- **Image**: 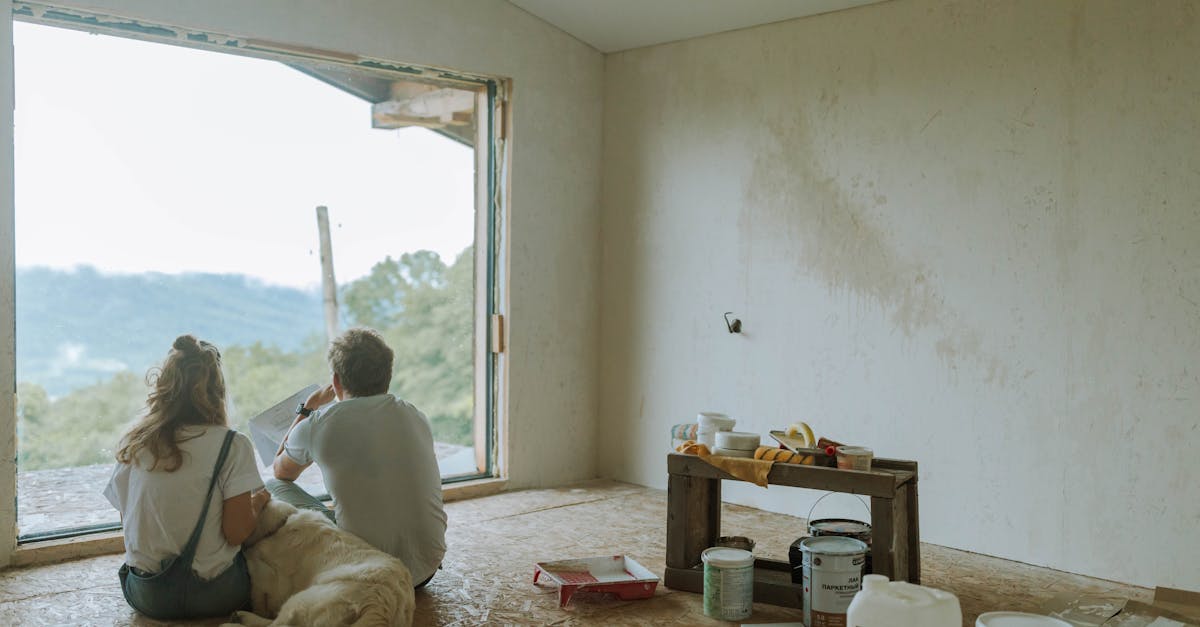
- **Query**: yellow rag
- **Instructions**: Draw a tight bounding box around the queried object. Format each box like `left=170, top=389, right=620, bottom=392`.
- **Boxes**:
left=675, top=440, right=774, bottom=487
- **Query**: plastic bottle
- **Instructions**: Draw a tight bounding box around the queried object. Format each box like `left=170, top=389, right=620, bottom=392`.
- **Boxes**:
left=846, top=574, right=961, bottom=627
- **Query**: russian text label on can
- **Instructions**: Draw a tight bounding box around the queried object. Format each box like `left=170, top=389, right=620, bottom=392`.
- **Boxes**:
left=800, top=536, right=867, bottom=627
left=701, top=547, right=754, bottom=621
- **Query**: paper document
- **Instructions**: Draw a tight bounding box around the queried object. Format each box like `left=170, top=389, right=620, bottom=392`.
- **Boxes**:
left=248, top=384, right=320, bottom=467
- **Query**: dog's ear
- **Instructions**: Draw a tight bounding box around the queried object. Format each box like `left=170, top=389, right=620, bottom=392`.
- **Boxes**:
left=244, top=499, right=298, bottom=547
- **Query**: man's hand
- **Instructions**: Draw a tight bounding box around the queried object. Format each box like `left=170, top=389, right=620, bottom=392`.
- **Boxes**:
left=302, top=384, right=337, bottom=416
left=276, top=383, right=336, bottom=458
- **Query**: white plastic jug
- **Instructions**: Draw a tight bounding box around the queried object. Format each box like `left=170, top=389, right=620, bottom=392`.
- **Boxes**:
left=846, top=574, right=961, bottom=627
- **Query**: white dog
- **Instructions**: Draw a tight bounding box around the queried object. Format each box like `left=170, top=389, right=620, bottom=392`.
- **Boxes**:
left=221, top=500, right=415, bottom=627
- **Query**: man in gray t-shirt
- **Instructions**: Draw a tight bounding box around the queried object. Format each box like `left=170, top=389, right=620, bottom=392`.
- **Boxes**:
left=267, top=327, right=447, bottom=588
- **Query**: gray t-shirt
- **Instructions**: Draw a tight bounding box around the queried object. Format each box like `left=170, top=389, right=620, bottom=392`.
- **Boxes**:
left=283, top=394, right=447, bottom=582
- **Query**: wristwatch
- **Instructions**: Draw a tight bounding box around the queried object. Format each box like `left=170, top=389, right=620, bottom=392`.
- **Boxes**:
left=295, top=403, right=314, bottom=417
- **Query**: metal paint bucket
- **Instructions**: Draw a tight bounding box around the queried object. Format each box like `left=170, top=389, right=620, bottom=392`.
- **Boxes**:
left=809, top=518, right=873, bottom=575
left=800, top=536, right=868, bottom=627
left=701, top=547, right=754, bottom=621
left=806, top=493, right=873, bottom=574
left=809, top=518, right=872, bottom=544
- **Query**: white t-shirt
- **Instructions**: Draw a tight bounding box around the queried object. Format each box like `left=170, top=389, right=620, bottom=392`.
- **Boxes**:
left=103, top=426, right=264, bottom=580
left=284, top=394, right=447, bottom=583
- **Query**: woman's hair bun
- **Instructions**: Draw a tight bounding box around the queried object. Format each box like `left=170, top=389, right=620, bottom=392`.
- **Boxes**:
left=173, top=334, right=201, bottom=354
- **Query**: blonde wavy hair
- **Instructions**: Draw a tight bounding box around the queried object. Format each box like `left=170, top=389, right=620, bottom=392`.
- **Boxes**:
left=116, top=335, right=228, bottom=471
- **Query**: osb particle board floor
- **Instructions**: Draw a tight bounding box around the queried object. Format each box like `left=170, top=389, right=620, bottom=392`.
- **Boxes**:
left=0, top=480, right=1150, bottom=626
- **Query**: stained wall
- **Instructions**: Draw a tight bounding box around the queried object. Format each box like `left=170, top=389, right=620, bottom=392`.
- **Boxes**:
left=599, top=0, right=1200, bottom=588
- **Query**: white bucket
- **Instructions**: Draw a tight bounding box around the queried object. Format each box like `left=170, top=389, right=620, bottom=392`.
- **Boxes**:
left=697, top=412, right=735, bottom=431
left=800, top=536, right=867, bottom=627
left=696, top=413, right=736, bottom=448
left=701, top=547, right=754, bottom=621
left=976, top=612, right=1072, bottom=627
left=847, top=574, right=961, bottom=627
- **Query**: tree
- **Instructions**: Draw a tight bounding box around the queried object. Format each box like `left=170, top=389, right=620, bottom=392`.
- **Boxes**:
left=17, top=372, right=144, bottom=470
left=341, top=247, right=475, bottom=445
left=14, top=245, right=478, bottom=471
left=221, top=338, right=329, bottom=431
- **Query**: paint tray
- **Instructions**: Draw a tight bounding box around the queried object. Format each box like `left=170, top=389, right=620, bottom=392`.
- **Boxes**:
left=768, top=430, right=837, bottom=467
left=533, top=555, right=659, bottom=608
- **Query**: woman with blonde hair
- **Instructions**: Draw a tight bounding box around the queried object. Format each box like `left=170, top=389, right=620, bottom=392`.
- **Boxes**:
left=103, top=335, right=270, bottom=620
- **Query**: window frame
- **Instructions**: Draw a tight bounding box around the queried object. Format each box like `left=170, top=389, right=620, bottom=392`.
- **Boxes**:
left=5, top=3, right=509, bottom=545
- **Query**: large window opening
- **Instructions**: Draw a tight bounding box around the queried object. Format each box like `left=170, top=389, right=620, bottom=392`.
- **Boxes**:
left=13, top=15, right=501, bottom=542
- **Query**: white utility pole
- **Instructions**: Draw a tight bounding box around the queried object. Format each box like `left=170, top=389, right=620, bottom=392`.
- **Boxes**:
left=316, top=205, right=339, bottom=343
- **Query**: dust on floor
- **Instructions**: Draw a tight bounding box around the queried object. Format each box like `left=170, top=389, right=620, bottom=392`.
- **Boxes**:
left=0, top=479, right=1150, bottom=626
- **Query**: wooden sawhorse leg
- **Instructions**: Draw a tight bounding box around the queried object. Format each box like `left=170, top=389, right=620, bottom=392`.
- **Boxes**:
left=665, top=473, right=721, bottom=589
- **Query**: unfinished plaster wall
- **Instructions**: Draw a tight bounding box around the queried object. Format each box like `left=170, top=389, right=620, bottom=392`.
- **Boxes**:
left=600, top=0, right=1200, bottom=588
left=0, top=0, right=603, bottom=507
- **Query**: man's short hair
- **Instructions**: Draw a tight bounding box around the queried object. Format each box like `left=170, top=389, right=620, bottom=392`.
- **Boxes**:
left=328, top=327, right=394, bottom=397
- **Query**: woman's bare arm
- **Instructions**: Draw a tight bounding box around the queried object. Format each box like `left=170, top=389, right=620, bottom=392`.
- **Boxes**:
left=222, top=489, right=271, bottom=546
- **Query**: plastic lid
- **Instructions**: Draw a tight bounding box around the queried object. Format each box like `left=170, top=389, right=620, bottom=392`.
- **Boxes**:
left=701, top=547, right=754, bottom=568
left=799, top=536, right=869, bottom=555
left=810, top=519, right=871, bottom=534
left=698, top=413, right=735, bottom=428
left=976, top=612, right=1072, bottom=627
left=862, top=574, right=889, bottom=591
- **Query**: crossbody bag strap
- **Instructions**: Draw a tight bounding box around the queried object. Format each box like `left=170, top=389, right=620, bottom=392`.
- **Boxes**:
left=178, top=429, right=238, bottom=563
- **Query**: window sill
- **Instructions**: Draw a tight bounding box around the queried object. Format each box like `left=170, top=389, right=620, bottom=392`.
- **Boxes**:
left=12, top=529, right=124, bottom=568
left=443, top=476, right=507, bottom=503
left=10, top=478, right=508, bottom=569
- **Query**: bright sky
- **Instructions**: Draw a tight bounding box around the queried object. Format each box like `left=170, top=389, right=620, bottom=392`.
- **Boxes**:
left=13, top=22, right=476, bottom=289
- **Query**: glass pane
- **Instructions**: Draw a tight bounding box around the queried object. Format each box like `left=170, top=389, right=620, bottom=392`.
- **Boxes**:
left=14, top=22, right=482, bottom=539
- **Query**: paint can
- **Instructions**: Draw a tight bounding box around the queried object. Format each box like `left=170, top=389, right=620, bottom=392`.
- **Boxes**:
left=835, top=446, right=874, bottom=471
left=701, top=547, right=754, bottom=621
left=799, top=536, right=868, bottom=627
left=808, top=518, right=873, bottom=575
left=802, top=492, right=873, bottom=576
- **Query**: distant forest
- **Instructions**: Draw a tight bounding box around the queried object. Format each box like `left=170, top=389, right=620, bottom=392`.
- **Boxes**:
left=15, top=247, right=474, bottom=471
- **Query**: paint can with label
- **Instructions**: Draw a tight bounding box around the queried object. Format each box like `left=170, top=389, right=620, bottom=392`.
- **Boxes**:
left=802, top=493, right=873, bottom=576
left=701, top=547, right=754, bottom=621
left=799, top=536, right=868, bottom=627
left=808, top=518, right=873, bottom=575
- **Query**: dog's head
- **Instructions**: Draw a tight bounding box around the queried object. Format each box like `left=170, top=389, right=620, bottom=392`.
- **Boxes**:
left=244, top=499, right=298, bottom=547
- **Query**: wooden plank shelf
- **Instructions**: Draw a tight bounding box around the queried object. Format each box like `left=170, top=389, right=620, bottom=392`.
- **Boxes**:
left=664, top=452, right=922, bottom=606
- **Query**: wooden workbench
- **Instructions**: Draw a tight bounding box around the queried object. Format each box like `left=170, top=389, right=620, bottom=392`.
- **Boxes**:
left=663, top=452, right=920, bottom=608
